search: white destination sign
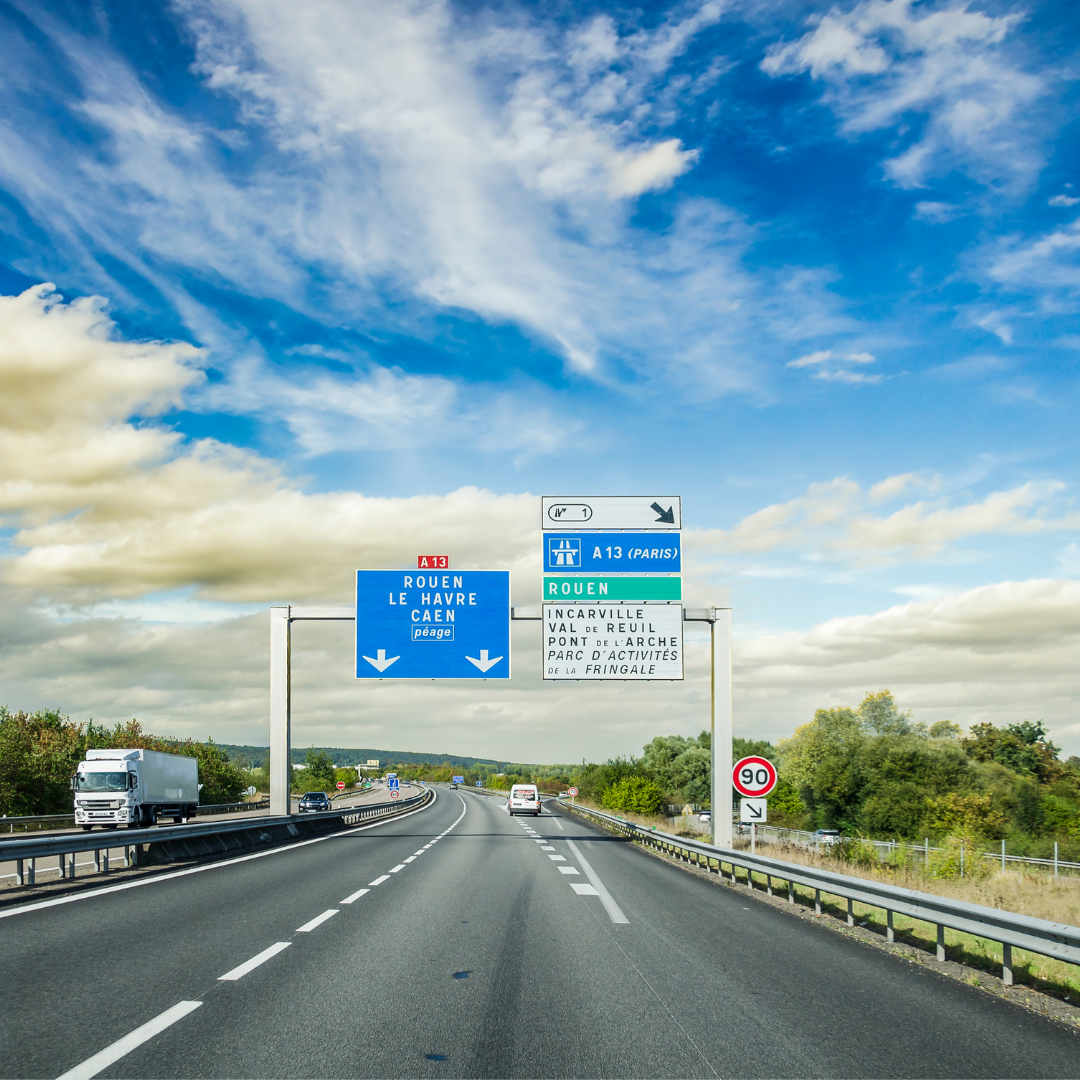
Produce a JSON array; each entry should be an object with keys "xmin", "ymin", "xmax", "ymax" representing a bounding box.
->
[
  {"xmin": 542, "ymin": 496, "xmax": 681, "ymax": 531},
  {"xmin": 542, "ymin": 603, "xmax": 683, "ymax": 680}
]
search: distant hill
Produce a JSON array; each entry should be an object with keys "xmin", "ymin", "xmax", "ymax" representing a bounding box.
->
[{"xmin": 218, "ymin": 743, "xmax": 523, "ymax": 770}]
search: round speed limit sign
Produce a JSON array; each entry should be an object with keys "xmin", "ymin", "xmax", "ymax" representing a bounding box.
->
[
  {"xmin": 732, "ymin": 756, "xmax": 777, "ymax": 798},
  {"xmin": 567, "ymin": 787, "xmax": 578, "ymax": 797}
]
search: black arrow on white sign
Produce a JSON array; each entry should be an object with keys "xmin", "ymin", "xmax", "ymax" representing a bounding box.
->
[
  {"xmin": 744, "ymin": 802, "xmax": 764, "ymax": 820},
  {"xmin": 650, "ymin": 501, "xmax": 675, "ymax": 524}
]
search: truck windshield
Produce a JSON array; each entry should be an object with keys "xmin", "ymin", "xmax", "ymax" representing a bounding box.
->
[{"xmin": 75, "ymin": 772, "xmax": 129, "ymax": 792}]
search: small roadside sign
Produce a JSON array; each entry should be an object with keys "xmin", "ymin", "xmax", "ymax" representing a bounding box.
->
[
  {"xmin": 732, "ymin": 756, "xmax": 777, "ymax": 797},
  {"xmin": 567, "ymin": 786, "xmax": 578, "ymax": 797},
  {"xmin": 336, "ymin": 781, "xmax": 345, "ymax": 791},
  {"xmin": 390, "ymin": 790, "xmax": 400, "ymax": 799},
  {"xmin": 388, "ymin": 776, "xmax": 400, "ymax": 791},
  {"xmin": 542, "ymin": 496, "xmax": 682, "ymax": 530},
  {"xmin": 475, "ymin": 780, "xmax": 482, "ymax": 787},
  {"xmin": 740, "ymin": 798, "xmax": 767, "ymax": 823}
]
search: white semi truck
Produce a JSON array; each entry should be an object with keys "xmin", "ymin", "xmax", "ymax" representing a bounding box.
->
[{"xmin": 73, "ymin": 749, "xmax": 199, "ymax": 830}]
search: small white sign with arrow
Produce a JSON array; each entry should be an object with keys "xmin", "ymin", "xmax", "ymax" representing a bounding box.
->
[
  {"xmin": 363, "ymin": 649, "xmax": 400, "ymax": 673},
  {"xmin": 740, "ymin": 798, "xmax": 767, "ymax": 823},
  {"xmin": 465, "ymin": 649, "xmax": 503, "ymax": 673}
]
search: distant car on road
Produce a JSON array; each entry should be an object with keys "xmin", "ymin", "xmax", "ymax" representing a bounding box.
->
[
  {"xmin": 298, "ymin": 792, "xmax": 331, "ymax": 813},
  {"xmin": 810, "ymin": 829, "xmax": 841, "ymax": 845},
  {"xmin": 450, "ymin": 783, "xmax": 458, "ymax": 789},
  {"xmin": 698, "ymin": 811, "xmax": 711, "ymax": 822}
]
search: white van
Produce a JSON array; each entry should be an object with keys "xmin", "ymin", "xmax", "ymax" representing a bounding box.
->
[{"xmin": 508, "ymin": 784, "xmax": 540, "ymax": 817}]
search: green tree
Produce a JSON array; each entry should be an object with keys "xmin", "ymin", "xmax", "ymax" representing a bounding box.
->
[
  {"xmin": 601, "ymin": 776, "xmax": 664, "ymax": 815},
  {"xmin": 302, "ymin": 748, "xmax": 337, "ymax": 790}
]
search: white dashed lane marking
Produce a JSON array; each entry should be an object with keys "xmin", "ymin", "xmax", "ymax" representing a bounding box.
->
[
  {"xmin": 341, "ymin": 888, "xmax": 369, "ymax": 904},
  {"xmin": 218, "ymin": 942, "xmax": 291, "ymax": 981},
  {"xmin": 389, "ymin": 864, "xmax": 407, "ymax": 873},
  {"xmin": 571, "ymin": 883, "xmax": 600, "ymax": 896},
  {"xmin": 369, "ymin": 875, "xmax": 390, "ymax": 886},
  {"xmin": 559, "ymin": 866, "xmax": 580, "ymax": 875},
  {"xmin": 296, "ymin": 909, "xmax": 338, "ymax": 933},
  {"xmin": 55, "ymin": 1001, "xmax": 203, "ymax": 1080},
  {"xmin": 547, "ymin": 854, "xmax": 566, "ymax": 862}
]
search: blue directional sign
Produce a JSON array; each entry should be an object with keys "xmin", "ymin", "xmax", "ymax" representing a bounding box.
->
[
  {"xmin": 543, "ymin": 533, "xmax": 681, "ymax": 574},
  {"xmin": 452, "ymin": 775, "xmax": 464, "ymax": 784},
  {"xmin": 356, "ymin": 569, "xmax": 510, "ymax": 679},
  {"xmin": 475, "ymin": 780, "xmax": 482, "ymax": 787},
  {"xmin": 388, "ymin": 776, "xmax": 400, "ymax": 791}
]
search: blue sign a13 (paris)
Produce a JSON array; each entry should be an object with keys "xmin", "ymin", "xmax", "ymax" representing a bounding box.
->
[
  {"xmin": 543, "ymin": 532, "xmax": 681, "ymax": 574},
  {"xmin": 355, "ymin": 569, "xmax": 510, "ymax": 679}
]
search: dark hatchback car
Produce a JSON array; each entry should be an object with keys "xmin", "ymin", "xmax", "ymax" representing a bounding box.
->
[{"xmin": 298, "ymin": 791, "xmax": 331, "ymax": 813}]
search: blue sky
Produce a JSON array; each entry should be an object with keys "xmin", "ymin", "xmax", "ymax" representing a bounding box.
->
[{"xmin": 1, "ymin": 0, "xmax": 1079, "ymax": 760}]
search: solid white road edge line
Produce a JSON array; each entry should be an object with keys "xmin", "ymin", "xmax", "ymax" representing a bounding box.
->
[
  {"xmin": 341, "ymin": 888, "xmax": 369, "ymax": 904},
  {"xmin": 297, "ymin": 909, "xmax": 338, "ymax": 932},
  {"xmin": 218, "ymin": 942, "xmax": 291, "ymax": 981},
  {"xmin": 565, "ymin": 838, "xmax": 629, "ymax": 925},
  {"xmin": 55, "ymin": 1000, "xmax": 202, "ymax": 1080},
  {"xmin": 0, "ymin": 792, "xmax": 438, "ymax": 921}
]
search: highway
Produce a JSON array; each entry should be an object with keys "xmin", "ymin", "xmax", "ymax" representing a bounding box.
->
[{"xmin": 1, "ymin": 789, "xmax": 1076, "ymax": 1079}]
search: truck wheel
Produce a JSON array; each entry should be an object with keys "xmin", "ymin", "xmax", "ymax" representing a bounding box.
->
[
  {"xmin": 80, "ymin": 825, "xmax": 92, "ymax": 832},
  {"xmin": 148, "ymin": 807, "xmax": 157, "ymax": 826}
]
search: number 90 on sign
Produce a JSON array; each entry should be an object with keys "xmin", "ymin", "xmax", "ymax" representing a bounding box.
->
[{"xmin": 732, "ymin": 755, "xmax": 777, "ymax": 797}]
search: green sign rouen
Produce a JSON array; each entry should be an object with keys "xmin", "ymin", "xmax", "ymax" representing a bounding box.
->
[{"xmin": 543, "ymin": 576, "xmax": 681, "ymax": 601}]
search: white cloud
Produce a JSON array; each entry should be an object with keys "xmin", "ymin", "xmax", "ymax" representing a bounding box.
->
[
  {"xmin": 737, "ymin": 579, "xmax": 1080, "ymax": 752},
  {"xmin": 0, "ymin": 284, "xmax": 543, "ymax": 602},
  {"xmin": 788, "ymin": 347, "xmax": 878, "ymax": 382},
  {"xmin": 695, "ymin": 475, "xmax": 1080, "ymax": 563},
  {"xmin": 983, "ymin": 219, "xmax": 1080, "ymax": 301},
  {"xmin": 762, "ymin": 0, "xmax": 1047, "ymax": 192},
  {"xmin": 1049, "ymin": 194, "xmax": 1080, "ymax": 207},
  {"xmin": 0, "ymin": 0, "xmax": 860, "ymax": 412},
  {"xmin": 914, "ymin": 200, "xmax": 962, "ymax": 222},
  {"xmin": 609, "ymin": 138, "xmax": 699, "ymax": 197}
]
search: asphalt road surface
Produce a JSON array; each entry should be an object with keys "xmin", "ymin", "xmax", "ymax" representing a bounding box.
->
[{"xmin": 1, "ymin": 789, "xmax": 1076, "ymax": 1079}]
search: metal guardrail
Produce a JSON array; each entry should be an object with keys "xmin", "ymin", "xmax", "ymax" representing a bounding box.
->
[
  {"xmin": 0, "ymin": 789, "xmax": 432, "ymax": 888},
  {"xmin": 751, "ymin": 823, "xmax": 1079, "ymax": 877},
  {"xmin": 559, "ymin": 799, "xmax": 1080, "ymax": 986},
  {"xmin": 1, "ymin": 799, "xmax": 271, "ymax": 833}
]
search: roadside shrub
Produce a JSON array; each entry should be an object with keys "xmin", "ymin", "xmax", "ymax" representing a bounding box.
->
[
  {"xmin": 601, "ymin": 776, "xmax": 664, "ymax": 815},
  {"xmin": 927, "ymin": 835, "xmax": 993, "ymax": 880},
  {"xmin": 830, "ymin": 835, "xmax": 881, "ymax": 869}
]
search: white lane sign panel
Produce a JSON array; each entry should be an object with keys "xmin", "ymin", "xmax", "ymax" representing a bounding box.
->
[
  {"xmin": 740, "ymin": 798, "xmax": 767, "ymax": 823},
  {"xmin": 732, "ymin": 756, "xmax": 777, "ymax": 798},
  {"xmin": 355, "ymin": 569, "xmax": 510, "ymax": 679},
  {"xmin": 542, "ymin": 603, "xmax": 683, "ymax": 680},
  {"xmin": 543, "ymin": 496, "xmax": 681, "ymax": 531}
]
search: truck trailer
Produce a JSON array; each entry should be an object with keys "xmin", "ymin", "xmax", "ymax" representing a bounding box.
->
[{"xmin": 73, "ymin": 748, "xmax": 199, "ymax": 830}]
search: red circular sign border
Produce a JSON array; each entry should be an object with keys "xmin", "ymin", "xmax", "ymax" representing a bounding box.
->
[{"xmin": 731, "ymin": 755, "xmax": 778, "ymax": 798}]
